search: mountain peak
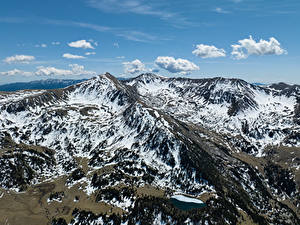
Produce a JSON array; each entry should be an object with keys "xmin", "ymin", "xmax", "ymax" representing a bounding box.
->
[{"xmin": 133, "ymin": 73, "xmax": 167, "ymax": 81}]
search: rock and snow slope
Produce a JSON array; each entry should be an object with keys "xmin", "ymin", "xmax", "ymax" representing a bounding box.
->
[
  {"xmin": 0, "ymin": 73, "xmax": 299, "ymax": 225},
  {"xmin": 127, "ymin": 74, "xmax": 299, "ymax": 156}
]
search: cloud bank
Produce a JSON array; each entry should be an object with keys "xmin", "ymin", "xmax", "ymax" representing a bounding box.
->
[
  {"xmin": 0, "ymin": 69, "xmax": 33, "ymax": 76},
  {"xmin": 3, "ymin": 55, "xmax": 35, "ymax": 64},
  {"xmin": 36, "ymin": 64, "xmax": 96, "ymax": 76},
  {"xmin": 0, "ymin": 64, "xmax": 96, "ymax": 77}
]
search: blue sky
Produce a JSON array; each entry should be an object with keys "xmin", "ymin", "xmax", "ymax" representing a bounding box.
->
[{"xmin": 0, "ymin": 0, "xmax": 299, "ymax": 84}]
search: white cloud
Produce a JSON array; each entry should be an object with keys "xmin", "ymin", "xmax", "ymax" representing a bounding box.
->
[
  {"xmin": 123, "ymin": 59, "xmax": 146, "ymax": 74},
  {"xmin": 68, "ymin": 40, "xmax": 95, "ymax": 49},
  {"xmin": 69, "ymin": 64, "xmax": 96, "ymax": 75},
  {"xmin": 116, "ymin": 56, "xmax": 125, "ymax": 59},
  {"xmin": 155, "ymin": 56, "xmax": 199, "ymax": 75},
  {"xmin": 231, "ymin": 36, "xmax": 287, "ymax": 59},
  {"xmin": 0, "ymin": 69, "xmax": 33, "ymax": 76},
  {"xmin": 192, "ymin": 44, "xmax": 226, "ymax": 58},
  {"xmin": 85, "ymin": 52, "xmax": 96, "ymax": 56},
  {"xmin": 35, "ymin": 64, "xmax": 96, "ymax": 76},
  {"xmin": 52, "ymin": 41, "xmax": 60, "ymax": 45},
  {"xmin": 3, "ymin": 55, "xmax": 35, "ymax": 64},
  {"xmin": 35, "ymin": 67, "xmax": 73, "ymax": 76},
  {"xmin": 214, "ymin": 7, "xmax": 230, "ymax": 14},
  {"xmin": 1, "ymin": 64, "xmax": 96, "ymax": 77},
  {"xmin": 63, "ymin": 53, "xmax": 86, "ymax": 59}
]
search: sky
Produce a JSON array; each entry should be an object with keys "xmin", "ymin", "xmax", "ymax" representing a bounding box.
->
[{"xmin": 0, "ymin": 0, "xmax": 299, "ymax": 85}]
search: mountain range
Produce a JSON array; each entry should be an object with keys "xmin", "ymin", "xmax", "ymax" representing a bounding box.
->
[
  {"xmin": 0, "ymin": 73, "xmax": 299, "ymax": 225},
  {"xmin": 0, "ymin": 79, "xmax": 88, "ymax": 92}
]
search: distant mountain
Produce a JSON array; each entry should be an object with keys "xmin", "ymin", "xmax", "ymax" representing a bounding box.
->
[
  {"xmin": 0, "ymin": 79, "xmax": 88, "ymax": 91},
  {"xmin": 0, "ymin": 73, "xmax": 299, "ymax": 224},
  {"xmin": 252, "ymin": 82, "xmax": 266, "ymax": 86}
]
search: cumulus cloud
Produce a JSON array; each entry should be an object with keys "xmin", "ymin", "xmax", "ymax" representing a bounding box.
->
[
  {"xmin": 123, "ymin": 59, "xmax": 145, "ymax": 74},
  {"xmin": 3, "ymin": 55, "xmax": 35, "ymax": 64},
  {"xmin": 35, "ymin": 66, "xmax": 73, "ymax": 76},
  {"xmin": 63, "ymin": 53, "xmax": 86, "ymax": 59},
  {"xmin": 231, "ymin": 36, "xmax": 287, "ymax": 59},
  {"xmin": 35, "ymin": 64, "xmax": 96, "ymax": 76},
  {"xmin": 192, "ymin": 44, "xmax": 226, "ymax": 58},
  {"xmin": 0, "ymin": 69, "xmax": 33, "ymax": 76},
  {"xmin": 155, "ymin": 56, "xmax": 199, "ymax": 75},
  {"xmin": 1, "ymin": 64, "xmax": 96, "ymax": 77},
  {"xmin": 68, "ymin": 40, "xmax": 95, "ymax": 49},
  {"xmin": 85, "ymin": 52, "xmax": 96, "ymax": 55}
]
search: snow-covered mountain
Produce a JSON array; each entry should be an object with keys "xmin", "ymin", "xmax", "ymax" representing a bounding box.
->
[
  {"xmin": 127, "ymin": 74, "xmax": 300, "ymax": 156},
  {"xmin": 0, "ymin": 73, "xmax": 299, "ymax": 225}
]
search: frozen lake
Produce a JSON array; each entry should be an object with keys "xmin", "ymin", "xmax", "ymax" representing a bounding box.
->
[{"xmin": 170, "ymin": 195, "xmax": 206, "ymax": 211}]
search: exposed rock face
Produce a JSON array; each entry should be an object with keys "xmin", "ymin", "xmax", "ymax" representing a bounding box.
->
[{"xmin": 0, "ymin": 73, "xmax": 299, "ymax": 225}]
